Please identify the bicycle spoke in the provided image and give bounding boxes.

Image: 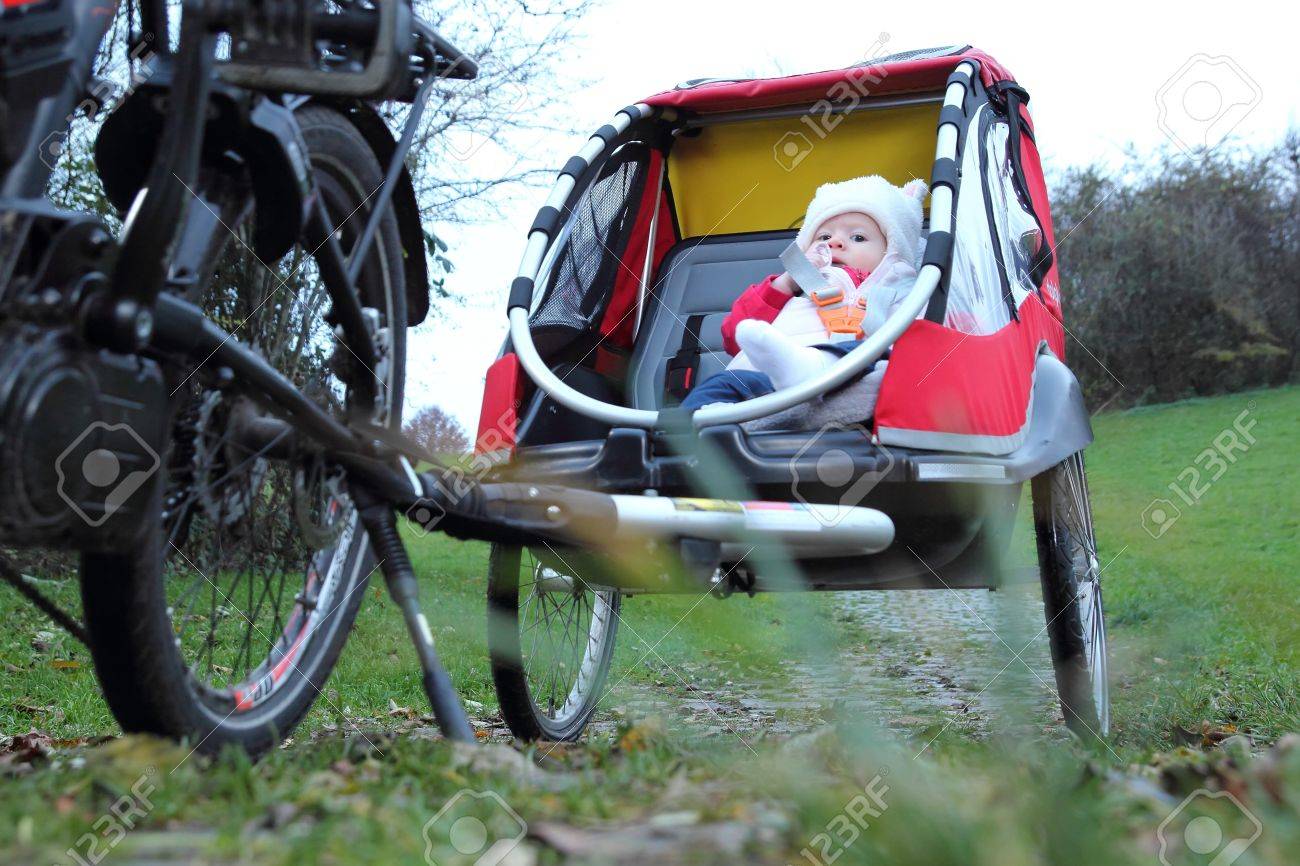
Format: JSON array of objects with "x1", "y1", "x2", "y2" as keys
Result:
[
  {"x1": 162, "y1": 233, "x2": 371, "y2": 703},
  {"x1": 517, "y1": 553, "x2": 610, "y2": 723}
]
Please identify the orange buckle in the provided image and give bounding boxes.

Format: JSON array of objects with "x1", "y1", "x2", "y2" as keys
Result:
[
  {"x1": 817, "y1": 306, "x2": 865, "y2": 340},
  {"x1": 810, "y1": 287, "x2": 844, "y2": 307}
]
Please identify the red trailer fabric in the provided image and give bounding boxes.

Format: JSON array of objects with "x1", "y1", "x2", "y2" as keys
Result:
[
  {"x1": 634, "y1": 46, "x2": 1058, "y2": 456},
  {"x1": 476, "y1": 353, "x2": 524, "y2": 455},
  {"x1": 873, "y1": 292, "x2": 1064, "y2": 454},
  {"x1": 863, "y1": 62, "x2": 1067, "y2": 455},
  {"x1": 597, "y1": 150, "x2": 678, "y2": 349},
  {"x1": 487, "y1": 47, "x2": 1067, "y2": 457},
  {"x1": 640, "y1": 48, "x2": 1066, "y2": 456},
  {"x1": 640, "y1": 47, "x2": 1064, "y2": 456},
  {"x1": 642, "y1": 49, "x2": 1013, "y2": 115}
]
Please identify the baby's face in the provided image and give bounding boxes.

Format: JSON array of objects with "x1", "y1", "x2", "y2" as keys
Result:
[{"x1": 812, "y1": 212, "x2": 886, "y2": 273}]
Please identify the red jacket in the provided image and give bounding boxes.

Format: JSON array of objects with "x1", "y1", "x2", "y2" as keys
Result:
[{"x1": 719, "y1": 267, "x2": 870, "y2": 355}]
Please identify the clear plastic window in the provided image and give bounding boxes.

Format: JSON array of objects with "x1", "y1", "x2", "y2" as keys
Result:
[{"x1": 945, "y1": 106, "x2": 1043, "y2": 334}]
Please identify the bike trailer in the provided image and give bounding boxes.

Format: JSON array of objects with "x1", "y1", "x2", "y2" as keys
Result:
[
  {"x1": 473, "y1": 46, "x2": 1108, "y2": 740},
  {"x1": 478, "y1": 44, "x2": 1089, "y2": 550}
]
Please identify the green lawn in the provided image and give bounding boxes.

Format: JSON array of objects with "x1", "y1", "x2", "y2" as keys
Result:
[
  {"x1": 2, "y1": 385, "x2": 1298, "y2": 864},
  {"x1": 1089, "y1": 387, "x2": 1300, "y2": 751}
]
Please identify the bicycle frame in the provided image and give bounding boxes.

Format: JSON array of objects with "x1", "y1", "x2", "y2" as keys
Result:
[{"x1": 4, "y1": 0, "x2": 445, "y2": 490}]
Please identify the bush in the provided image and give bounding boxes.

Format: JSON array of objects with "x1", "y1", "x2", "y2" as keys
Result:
[{"x1": 1051, "y1": 133, "x2": 1300, "y2": 408}]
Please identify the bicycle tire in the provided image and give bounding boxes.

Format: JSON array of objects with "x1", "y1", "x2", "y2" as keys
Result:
[
  {"x1": 488, "y1": 544, "x2": 621, "y2": 741},
  {"x1": 1031, "y1": 451, "x2": 1110, "y2": 739},
  {"x1": 81, "y1": 106, "x2": 407, "y2": 757}
]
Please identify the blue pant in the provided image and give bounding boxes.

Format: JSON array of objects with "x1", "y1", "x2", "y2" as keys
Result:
[
  {"x1": 679, "y1": 339, "x2": 867, "y2": 410},
  {"x1": 680, "y1": 369, "x2": 776, "y2": 410}
]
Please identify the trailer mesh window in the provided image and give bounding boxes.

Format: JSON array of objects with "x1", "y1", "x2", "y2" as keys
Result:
[{"x1": 529, "y1": 142, "x2": 651, "y2": 360}]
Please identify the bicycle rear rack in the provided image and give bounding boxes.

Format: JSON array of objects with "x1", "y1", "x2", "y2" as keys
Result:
[{"x1": 216, "y1": 1, "x2": 412, "y2": 98}]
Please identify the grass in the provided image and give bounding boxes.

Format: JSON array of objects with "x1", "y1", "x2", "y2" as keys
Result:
[
  {"x1": 1, "y1": 384, "x2": 1298, "y2": 864},
  {"x1": 1087, "y1": 387, "x2": 1300, "y2": 751}
]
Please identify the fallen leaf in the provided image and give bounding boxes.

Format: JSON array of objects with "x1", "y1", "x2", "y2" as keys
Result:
[
  {"x1": 0, "y1": 730, "x2": 53, "y2": 775},
  {"x1": 51, "y1": 659, "x2": 81, "y2": 671},
  {"x1": 1197, "y1": 721, "x2": 1238, "y2": 747},
  {"x1": 386, "y1": 699, "x2": 416, "y2": 720},
  {"x1": 53, "y1": 736, "x2": 107, "y2": 749},
  {"x1": 616, "y1": 718, "x2": 667, "y2": 753}
]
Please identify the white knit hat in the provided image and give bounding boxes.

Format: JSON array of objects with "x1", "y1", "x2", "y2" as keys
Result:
[{"x1": 795, "y1": 175, "x2": 928, "y2": 260}]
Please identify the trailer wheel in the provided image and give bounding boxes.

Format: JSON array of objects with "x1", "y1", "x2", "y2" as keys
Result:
[
  {"x1": 1031, "y1": 451, "x2": 1110, "y2": 739},
  {"x1": 487, "y1": 545, "x2": 621, "y2": 741}
]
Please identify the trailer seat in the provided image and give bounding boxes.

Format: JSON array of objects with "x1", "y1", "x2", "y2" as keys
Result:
[{"x1": 626, "y1": 231, "x2": 794, "y2": 411}]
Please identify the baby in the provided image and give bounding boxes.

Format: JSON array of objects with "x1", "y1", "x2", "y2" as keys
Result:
[{"x1": 681, "y1": 175, "x2": 927, "y2": 411}]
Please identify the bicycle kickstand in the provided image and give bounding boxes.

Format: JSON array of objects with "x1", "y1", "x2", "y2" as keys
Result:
[{"x1": 353, "y1": 489, "x2": 475, "y2": 743}]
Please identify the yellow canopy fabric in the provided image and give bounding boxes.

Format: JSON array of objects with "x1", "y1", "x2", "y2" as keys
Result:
[{"x1": 666, "y1": 101, "x2": 940, "y2": 238}]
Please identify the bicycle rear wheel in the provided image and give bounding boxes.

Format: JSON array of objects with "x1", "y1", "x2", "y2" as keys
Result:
[{"x1": 81, "y1": 106, "x2": 406, "y2": 756}]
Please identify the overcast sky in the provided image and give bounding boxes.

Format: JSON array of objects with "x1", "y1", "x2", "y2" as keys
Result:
[{"x1": 406, "y1": 0, "x2": 1297, "y2": 433}]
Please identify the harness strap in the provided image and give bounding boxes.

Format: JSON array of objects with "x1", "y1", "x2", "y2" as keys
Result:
[
  {"x1": 782, "y1": 241, "x2": 865, "y2": 342},
  {"x1": 779, "y1": 241, "x2": 825, "y2": 297},
  {"x1": 664, "y1": 313, "x2": 706, "y2": 403},
  {"x1": 999, "y1": 85, "x2": 1054, "y2": 290}
]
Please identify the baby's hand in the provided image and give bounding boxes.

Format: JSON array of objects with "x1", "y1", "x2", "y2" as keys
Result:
[
  {"x1": 805, "y1": 241, "x2": 833, "y2": 270},
  {"x1": 775, "y1": 243, "x2": 854, "y2": 296},
  {"x1": 772, "y1": 272, "x2": 798, "y2": 295}
]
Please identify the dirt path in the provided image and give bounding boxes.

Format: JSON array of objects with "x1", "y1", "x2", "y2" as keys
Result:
[{"x1": 592, "y1": 586, "x2": 1066, "y2": 746}]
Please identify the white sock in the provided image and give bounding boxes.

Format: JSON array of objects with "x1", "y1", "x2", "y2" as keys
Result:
[{"x1": 735, "y1": 319, "x2": 833, "y2": 390}]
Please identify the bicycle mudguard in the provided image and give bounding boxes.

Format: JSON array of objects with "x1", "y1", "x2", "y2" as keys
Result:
[
  {"x1": 95, "y1": 87, "x2": 314, "y2": 265},
  {"x1": 334, "y1": 101, "x2": 433, "y2": 326}
]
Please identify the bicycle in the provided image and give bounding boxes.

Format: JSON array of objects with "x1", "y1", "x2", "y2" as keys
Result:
[{"x1": 1, "y1": 0, "x2": 509, "y2": 755}]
